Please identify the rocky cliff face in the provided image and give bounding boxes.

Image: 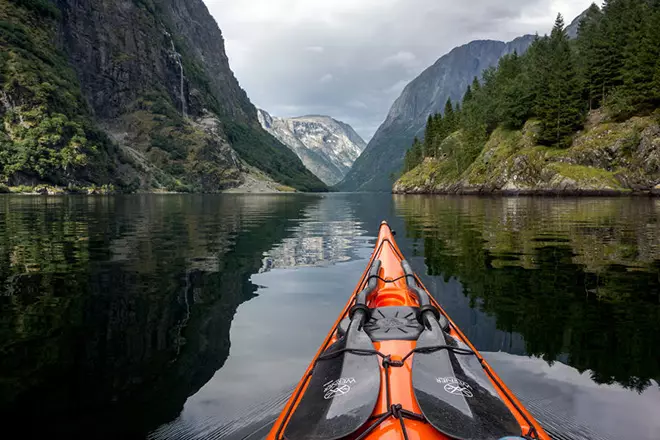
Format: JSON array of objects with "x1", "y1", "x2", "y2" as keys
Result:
[
  {"x1": 393, "y1": 111, "x2": 660, "y2": 195},
  {"x1": 57, "y1": 0, "x2": 254, "y2": 123},
  {"x1": 338, "y1": 36, "x2": 536, "y2": 192},
  {"x1": 257, "y1": 109, "x2": 366, "y2": 185},
  {"x1": 0, "y1": 0, "x2": 326, "y2": 192}
]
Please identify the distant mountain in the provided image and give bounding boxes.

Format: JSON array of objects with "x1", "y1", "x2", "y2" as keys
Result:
[
  {"x1": 0, "y1": 0, "x2": 326, "y2": 192},
  {"x1": 337, "y1": 35, "x2": 535, "y2": 191},
  {"x1": 258, "y1": 110, "x2": 366, "y2": 186},
  {"x1": 566, "y1": 8, "x2": 590, "y2": 39}
]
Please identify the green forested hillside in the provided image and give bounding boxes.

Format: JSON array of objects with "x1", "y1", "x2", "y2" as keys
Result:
[
  {"x1": 0, "y1": 0, "x2": 326, "y2": 193},
  {"x1": 0, "y1": 0, "x2": 119, "y2": 189},
  {"x1": 398, "y1": 1, "x2": 660, "y2": 193}
]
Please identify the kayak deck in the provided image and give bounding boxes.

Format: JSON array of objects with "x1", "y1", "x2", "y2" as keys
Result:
[{"x1": 267, "y1": 222, "x2": 549, "y2": 440}]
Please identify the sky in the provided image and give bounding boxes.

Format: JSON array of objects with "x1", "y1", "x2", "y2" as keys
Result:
[{"x1": 205, "y1": 0, "x2": 597, "y2": 141}]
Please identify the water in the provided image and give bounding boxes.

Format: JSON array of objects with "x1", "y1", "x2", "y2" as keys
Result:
[{"x1": 0, "y1": 194, "x2": 659, "y2": 440}]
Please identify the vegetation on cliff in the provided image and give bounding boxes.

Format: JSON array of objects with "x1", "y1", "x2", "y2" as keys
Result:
[
  {"x1": 0, "y1": 0, "x2": 327, "y2": 193},
  {"x1": 396, "y1": 112, "x2": 660, "y2": 193},
  {"x1": 0, "y1": 0, "x2": 119, "y2": 187},
  {"x1": 399, "y1": 1, "x2": 660, "y2": 193}
]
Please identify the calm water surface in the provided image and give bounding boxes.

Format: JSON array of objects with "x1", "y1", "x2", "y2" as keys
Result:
[{"x1": 1, "y1": 194, "x2": 659, "y2": 440}]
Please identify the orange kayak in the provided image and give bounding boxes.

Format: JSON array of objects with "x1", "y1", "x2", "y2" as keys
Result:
[{"x1": 267, "y1": 222, "x2": 550, "y2": 440}]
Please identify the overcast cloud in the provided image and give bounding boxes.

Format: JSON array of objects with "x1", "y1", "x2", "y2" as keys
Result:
[{"x1": 205, "y1": 0, "x2": 596, "y2": 140}]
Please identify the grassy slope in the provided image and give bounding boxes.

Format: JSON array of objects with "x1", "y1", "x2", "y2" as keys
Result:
[{"x1": 395, "y1": 113, "x2": 660, "y2": 194}]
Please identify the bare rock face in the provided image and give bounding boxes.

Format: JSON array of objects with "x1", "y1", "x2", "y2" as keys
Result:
[
  {"x1": 57, "y1": 0, "x2": 255, "y2": 123},
  {"x1": 258, "y1": 110, "x2": 366, "y2": 185}
]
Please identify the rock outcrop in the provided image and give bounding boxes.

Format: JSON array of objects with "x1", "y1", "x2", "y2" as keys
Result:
[
  {"x1": 394, "y1": 112, "x2": 660, "y2": 195},
  {"x1": 258, "y1": 110, "x2": 366, "y2": 185}
]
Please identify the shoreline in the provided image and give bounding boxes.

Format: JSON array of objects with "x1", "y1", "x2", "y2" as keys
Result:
[
  {"x1": 392, "y1": 188, "x2": 660, "y2": 197},
  {"x1": 0, "y1": 184, "x2": 298, "y2": 196}
]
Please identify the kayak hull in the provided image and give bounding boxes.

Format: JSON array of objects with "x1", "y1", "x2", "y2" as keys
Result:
[{"x1": 267, "y1": 222, "x2": 549, "y2": 440}]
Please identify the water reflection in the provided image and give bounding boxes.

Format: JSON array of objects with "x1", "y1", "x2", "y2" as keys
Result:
[
  {"x1": 261, "y1": 195, "x2": 368, "y2": 271},
  {"x1": 394, "y1": 196, "x2": 660, "y2": 392},
  {"x1": 0, "y1": 194, "x2": 319, "y2": 438},
  {"x1": 2, "y1": 194, "x2": 659, "y2": 440}
]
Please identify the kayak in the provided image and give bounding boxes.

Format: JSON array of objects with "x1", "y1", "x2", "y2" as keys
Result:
[{"x1": 266, "y1": 221, "x2": 550, "y2": 440}]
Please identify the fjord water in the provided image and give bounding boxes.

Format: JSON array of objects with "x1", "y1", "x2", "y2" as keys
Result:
[{"x1": 1, "y1": 194, "x2": 659, "y2": 440}]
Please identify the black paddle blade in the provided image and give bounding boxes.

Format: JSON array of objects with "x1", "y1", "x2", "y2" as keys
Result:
[
  {"x1": 284, "y1": 322, "x2": 381, "y2": 440},
  {"x1": 412, "y1": 317, "x2": 521, "y2": 440}
]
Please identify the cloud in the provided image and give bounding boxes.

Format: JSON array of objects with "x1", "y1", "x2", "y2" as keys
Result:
[
  {"x1": 205, "y1": 0, "x2": 596, "y2": 141},
  {"x1": 381, "y1": 51, "x2": 417, "y2": 69},
  {"x1": 319, "y1": 74, "x2": 334, "y2": 84},
  {"x1": 347, "y1": 100, "x2": 368, "y2": 109}
]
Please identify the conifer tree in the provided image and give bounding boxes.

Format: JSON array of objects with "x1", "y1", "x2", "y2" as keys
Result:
[
  {"x1": 404, "y1": 1, "x2": 659, "y2": 176},
  {"x1": 423, "y1": 115, "x2": 434, "y2": 157},
  {"x1": 576, "y1": 3, "x2": 605, "y2": 109},
  {"x1": 471, "y1": 77, "x2": 481, "y2": 94},
  {"x1": 463, "y1": 85, "x2": 473, "y2": 104},
  {"x1": 444, "y1": 98, "x2": 455, "y2": 132},
  {"x1": 431, "y1": 113, "x2": 444, "y2": 156},
  {"x1": 537, "y1": 14, "x2": 585, "y2": 147},
  {"x1": 618, "y1": 0, "x2": 660, "y2": 114}
]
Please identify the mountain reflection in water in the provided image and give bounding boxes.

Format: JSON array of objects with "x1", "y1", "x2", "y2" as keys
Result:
[{"x1": 1, "y1": 194, "x2": 659, "y2": 440}]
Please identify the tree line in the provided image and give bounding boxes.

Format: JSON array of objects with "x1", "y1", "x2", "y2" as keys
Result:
[{"x1": 403, "y1": 0, "x2": 660, "y2": 174}]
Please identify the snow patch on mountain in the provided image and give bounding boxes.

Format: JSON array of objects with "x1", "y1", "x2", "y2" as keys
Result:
[{"x1": 258, "y1": 109, "x2": 366, "y2": 186}]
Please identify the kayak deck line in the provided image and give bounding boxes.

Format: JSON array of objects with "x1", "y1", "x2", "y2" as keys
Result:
[{"x1": 267, "y1": 222, "x2": 550, "y2": 440}]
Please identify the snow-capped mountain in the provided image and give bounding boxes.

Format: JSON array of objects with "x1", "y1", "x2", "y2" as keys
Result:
[{"x1": 258, "y1": 109, "x2": 367, "y2": 186}]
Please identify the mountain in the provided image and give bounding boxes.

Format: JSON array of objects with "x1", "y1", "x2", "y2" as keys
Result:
[
  {"x1": 338, "y1": 36, "x2": 535, "y2": 191},
  {"x1": 0, "y1": 0, "x2": 326, "y2": 192},
  {"x1": 257, "y1": 110, "x2": 366, "y2": 186},
  {"x1": 566, "y1": 7, "x2": 590, "y2": 39}
]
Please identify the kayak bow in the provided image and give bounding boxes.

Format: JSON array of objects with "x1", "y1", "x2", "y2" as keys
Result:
[{"x1": 267, "y1": 222, "x2": 549, "y2": 440}]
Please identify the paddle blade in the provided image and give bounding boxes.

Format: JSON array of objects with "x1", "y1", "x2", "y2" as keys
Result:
[
  {"x1": 412, "y1": 320, "x2": 521, "y2": 440},
  {"x1": 284, "y1": 333, "x2": 381, "y2": 440}
]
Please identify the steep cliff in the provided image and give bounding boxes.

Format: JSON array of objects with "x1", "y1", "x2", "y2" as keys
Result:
[
  {"x1": 258, "y1": 109, "x2": 366, "y2": 186},
  {"x1": 338, "y1": 36, "x2": 535, "y2": 192},
  {"x1": 0, "y1": 0, "x2": 326, "y2": 192},
  {"x1": 393, "y1": 112, "x2": 660, "y2": 195}
]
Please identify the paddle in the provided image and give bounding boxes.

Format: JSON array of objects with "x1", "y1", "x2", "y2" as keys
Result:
[
  {"x1": 401, "y1": 260, "x2": 521, "y2": 439},
  {"x1": 412, "y1": 312, "x2": 521, "y2": 440},
  {"x1": 283, "y1": 263, "x2": 382, "y2": 440}
]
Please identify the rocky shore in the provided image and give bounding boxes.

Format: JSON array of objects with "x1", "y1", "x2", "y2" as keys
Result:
[{"x1": 394, "y1": 112, "x2": 660, "y2": 196}]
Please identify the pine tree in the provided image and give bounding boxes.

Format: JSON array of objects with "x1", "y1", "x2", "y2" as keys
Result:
[
  {"x1": 423, "y1": 115, "x2": 434, "y2": 157},
  {"x1": 496, "y1": 52, "x2": 530, "y2": 129},
  {"x1": 596, "y1": 0, "x2": 641, "y2": 104},
  {"x1": 576, "y1": 3, "x2": 605, "y2": 109},
  {"x1": 654, "y1": 1, "x2": 660, "y2": 103},
  {"x1": 431, "y1": 113, "x2": 444, "y2": 156},
  {"x1": 537, "y1": 14, "x2": 585, "y2": 147},
  {"x1": 471, "y1": 77, "x2": 481, "y2": 94},
  {"x1": 463, "y1": 85, "x2": 473, "y2": 104},
  {"x1": 443, "y1": 98, "x2": 456, "y2": 132},
  {"x1": 618, "y1": 0, "x2": 660, "y2": 114},
  {"x1": 404, "y1": 136, "x2": 424, "y2": 172}
]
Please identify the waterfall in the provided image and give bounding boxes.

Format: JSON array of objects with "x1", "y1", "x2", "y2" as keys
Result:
[{"x1": 168, "y1": 35, "x2": 187, "y2": 118}]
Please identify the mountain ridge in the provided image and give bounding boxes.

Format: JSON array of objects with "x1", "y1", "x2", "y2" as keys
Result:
[
  {"x1": 0, "y1": 0, "x2": 326, "y2": 192},
  {"x1": 337, "y1": 35, "x2": 536, "y2": 191},
  {"x1": 257, "y1": 109, "x2": 366, "y2": 186}
]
